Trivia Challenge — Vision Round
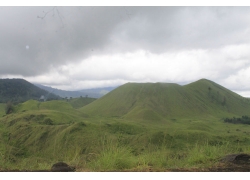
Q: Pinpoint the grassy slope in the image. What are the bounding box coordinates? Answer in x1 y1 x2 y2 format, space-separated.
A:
68 97 96 109
2 107 250 171
0 103 5 117
0 79 59 103
80 79 250 120
1 79 250 171
184 79 250 117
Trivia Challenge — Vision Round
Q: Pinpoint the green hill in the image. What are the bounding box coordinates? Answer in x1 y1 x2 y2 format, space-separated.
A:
1 78 250 171
184 79 250 116
80 79 250 120
68 97 96 109
0 79 60 103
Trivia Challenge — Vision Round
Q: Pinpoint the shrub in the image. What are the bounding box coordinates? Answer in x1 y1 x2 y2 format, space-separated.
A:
5 101 14 114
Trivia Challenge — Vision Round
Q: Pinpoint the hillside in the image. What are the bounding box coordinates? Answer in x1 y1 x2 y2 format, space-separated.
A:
80 79 250 120
0 79 60 103
68 97 96 109
184 79 250 115
1 78 250 171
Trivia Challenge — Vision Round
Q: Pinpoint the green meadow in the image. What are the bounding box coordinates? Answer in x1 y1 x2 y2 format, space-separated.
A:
1 79 250 171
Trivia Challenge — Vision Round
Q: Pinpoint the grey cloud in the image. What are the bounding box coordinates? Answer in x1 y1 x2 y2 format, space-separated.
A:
110 7 250 53
1 6 250 78
0 6 129 76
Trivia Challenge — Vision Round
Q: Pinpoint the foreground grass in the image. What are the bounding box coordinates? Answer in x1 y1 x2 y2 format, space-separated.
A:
1 114 249 171
0 139 246 171
86 139 247 171
1 99 250 171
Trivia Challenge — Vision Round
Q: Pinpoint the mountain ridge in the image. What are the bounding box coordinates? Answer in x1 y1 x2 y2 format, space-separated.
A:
0 78 60 103
80 78 250 120
34 83 116 98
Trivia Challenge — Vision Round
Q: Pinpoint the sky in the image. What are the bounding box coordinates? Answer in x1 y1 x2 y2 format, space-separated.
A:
1 5 250 97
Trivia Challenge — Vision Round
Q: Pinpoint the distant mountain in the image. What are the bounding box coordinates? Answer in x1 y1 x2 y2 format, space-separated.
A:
0 79 60 103
80 79 250 120
34 84 116 98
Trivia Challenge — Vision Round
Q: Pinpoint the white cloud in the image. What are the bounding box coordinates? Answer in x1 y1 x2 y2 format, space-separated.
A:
21 43 249 94
2 7 250 97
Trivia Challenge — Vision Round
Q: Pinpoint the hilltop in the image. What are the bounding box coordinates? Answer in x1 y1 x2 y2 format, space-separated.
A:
80 79 250 120
0 79 60 103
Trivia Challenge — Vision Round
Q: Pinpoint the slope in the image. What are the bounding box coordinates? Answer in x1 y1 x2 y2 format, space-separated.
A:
68 97 96 109
184 79 250 116
0 79 60 103
80 79 250 120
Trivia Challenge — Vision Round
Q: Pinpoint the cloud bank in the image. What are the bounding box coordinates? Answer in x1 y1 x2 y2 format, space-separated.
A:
1 7 250 96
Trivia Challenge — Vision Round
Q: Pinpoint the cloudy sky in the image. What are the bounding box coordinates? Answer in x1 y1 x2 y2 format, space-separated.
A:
1 6 250 96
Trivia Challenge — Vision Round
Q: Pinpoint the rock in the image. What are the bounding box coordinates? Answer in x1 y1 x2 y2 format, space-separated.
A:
220 153 250 164
51 162 75 172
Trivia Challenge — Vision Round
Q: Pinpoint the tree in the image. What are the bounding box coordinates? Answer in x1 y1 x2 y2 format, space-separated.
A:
208 86 212 93
5 101 14 114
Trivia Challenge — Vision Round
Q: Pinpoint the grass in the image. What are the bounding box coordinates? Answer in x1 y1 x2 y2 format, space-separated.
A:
0 103 5 117
80 79 250 120
68 97 96 109
1 79 250 171
1 111 250 171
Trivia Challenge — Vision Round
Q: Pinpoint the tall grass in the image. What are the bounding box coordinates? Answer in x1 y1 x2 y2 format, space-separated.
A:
2 97 250 171
84 139 245 171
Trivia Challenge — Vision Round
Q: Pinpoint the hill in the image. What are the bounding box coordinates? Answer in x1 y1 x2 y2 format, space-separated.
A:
80 79 250 120
34 84 116 98
2 78 250 171
0 79 60 103
68 97 96 109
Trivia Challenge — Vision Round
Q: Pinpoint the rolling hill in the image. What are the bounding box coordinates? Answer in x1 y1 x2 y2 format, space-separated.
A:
0 79 60 103
80 79 250 120
1 78 250 171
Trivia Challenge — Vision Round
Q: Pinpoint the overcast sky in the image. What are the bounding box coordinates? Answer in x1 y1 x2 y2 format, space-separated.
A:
1 6 250 96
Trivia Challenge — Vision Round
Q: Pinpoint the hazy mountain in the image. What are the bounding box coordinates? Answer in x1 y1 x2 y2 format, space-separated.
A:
34 84 116 98
0 79 60 103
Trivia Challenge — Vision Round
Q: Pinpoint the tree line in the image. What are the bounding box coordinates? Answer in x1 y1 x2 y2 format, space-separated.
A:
224 115 250 125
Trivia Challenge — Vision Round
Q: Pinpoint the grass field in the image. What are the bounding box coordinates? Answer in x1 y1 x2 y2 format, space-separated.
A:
0 103 5 117
1 79 250 171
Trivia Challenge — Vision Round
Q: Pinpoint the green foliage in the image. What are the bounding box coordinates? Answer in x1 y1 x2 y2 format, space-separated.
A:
0 103 5 117
224 115 250 125
43 118 53 125
150 131 173 145
81 79 250 120
0 78 60 103
5 101 14 114
69 97 96 109
107 122 143 135
88 145 137 171
2 79 250 171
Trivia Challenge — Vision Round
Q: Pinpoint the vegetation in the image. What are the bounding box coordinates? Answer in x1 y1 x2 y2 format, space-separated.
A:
5 101 14 114
80 79 250 119
0 78 60 103
68 97 96 109
224 116 250 125
0 78 250 171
